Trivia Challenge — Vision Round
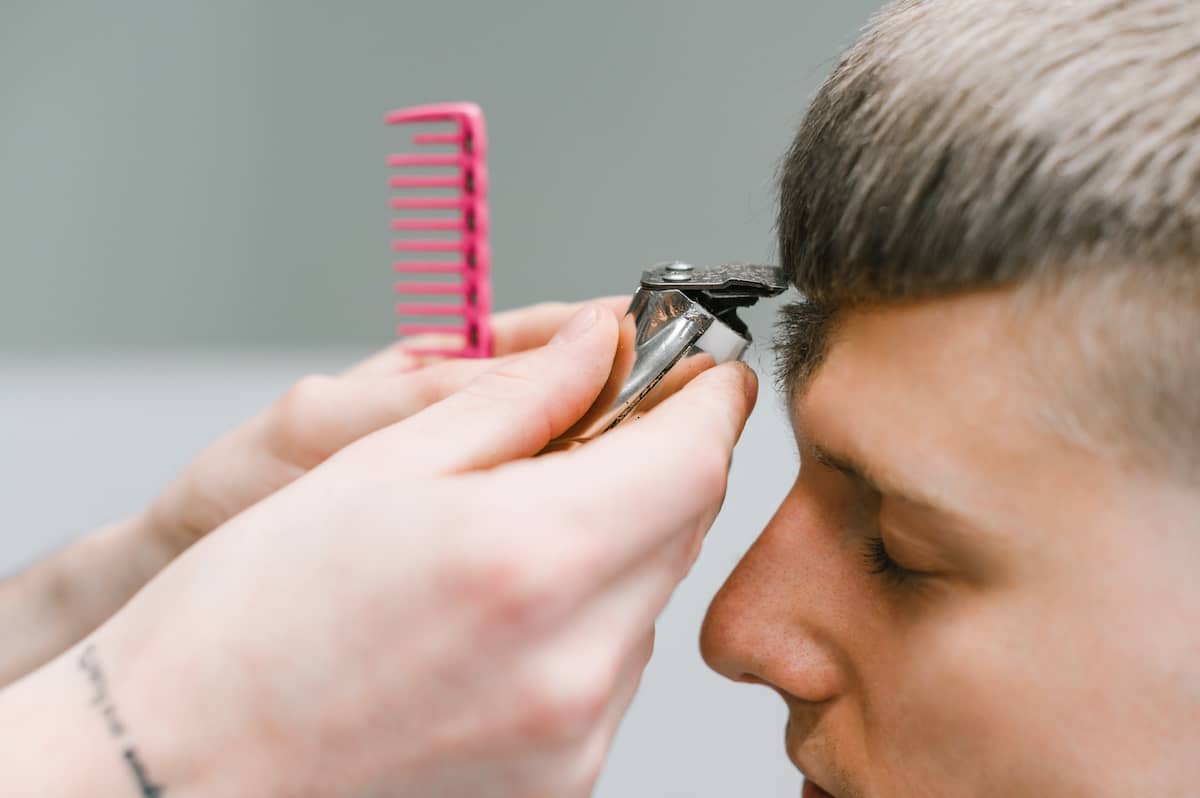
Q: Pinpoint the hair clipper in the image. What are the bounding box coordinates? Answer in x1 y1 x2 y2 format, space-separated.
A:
545 262 786 451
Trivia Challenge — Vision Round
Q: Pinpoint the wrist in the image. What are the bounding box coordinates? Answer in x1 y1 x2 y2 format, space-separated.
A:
0 640 182 798
0 514 184 688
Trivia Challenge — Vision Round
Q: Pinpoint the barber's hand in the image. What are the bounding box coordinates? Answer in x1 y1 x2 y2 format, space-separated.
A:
92 303 757 798
2 305 639 689
145 298 630 556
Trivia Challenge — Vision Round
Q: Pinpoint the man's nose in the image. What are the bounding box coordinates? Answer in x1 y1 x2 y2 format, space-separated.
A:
699 498 844 705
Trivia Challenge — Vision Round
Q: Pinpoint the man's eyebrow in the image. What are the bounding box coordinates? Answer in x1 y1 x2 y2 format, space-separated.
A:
810 443 879 490
807 441 946 514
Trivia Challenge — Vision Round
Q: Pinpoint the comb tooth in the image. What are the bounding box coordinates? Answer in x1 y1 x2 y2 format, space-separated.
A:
389 175 460 189
397 302 467 316
391 239 463 252
411 133 462 145
386 105 459 124
403 347 470 357
390 218 462 231
395 282 466 294
390 197 466 210
393 261 468 274
398 323 467 336
387 153 463 167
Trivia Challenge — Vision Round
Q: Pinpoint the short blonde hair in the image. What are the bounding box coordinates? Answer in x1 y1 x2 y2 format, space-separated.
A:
776 0 1200 476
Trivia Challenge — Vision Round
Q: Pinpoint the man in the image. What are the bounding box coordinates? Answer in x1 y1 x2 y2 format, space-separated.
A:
701 1 1200 795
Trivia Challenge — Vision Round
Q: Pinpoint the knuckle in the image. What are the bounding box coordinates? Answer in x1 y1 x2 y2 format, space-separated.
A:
455 544 558 635
277 374 336 419
515 655 617 745
271 375 342 450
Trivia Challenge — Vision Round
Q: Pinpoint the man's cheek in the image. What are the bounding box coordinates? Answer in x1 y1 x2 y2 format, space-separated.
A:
881 594 1073 796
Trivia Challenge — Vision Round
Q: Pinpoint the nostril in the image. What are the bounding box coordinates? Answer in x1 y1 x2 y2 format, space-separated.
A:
736 672 767 686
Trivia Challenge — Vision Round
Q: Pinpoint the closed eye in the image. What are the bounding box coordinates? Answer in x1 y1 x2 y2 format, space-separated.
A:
862 535 922 588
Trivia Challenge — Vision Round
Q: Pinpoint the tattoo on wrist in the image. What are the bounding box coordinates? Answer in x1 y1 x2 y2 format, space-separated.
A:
79 643 165 798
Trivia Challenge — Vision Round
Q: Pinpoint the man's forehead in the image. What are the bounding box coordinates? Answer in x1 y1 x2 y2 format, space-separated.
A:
779 289 1029 398
782 290 1049 516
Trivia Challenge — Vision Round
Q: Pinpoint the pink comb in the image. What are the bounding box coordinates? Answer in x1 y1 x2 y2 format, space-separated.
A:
386 102 493 358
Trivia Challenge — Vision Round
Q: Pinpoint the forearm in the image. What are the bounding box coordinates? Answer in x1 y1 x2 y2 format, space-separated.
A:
0 514 178 686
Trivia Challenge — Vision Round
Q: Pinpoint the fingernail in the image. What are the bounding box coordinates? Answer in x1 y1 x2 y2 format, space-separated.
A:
550 305 600 346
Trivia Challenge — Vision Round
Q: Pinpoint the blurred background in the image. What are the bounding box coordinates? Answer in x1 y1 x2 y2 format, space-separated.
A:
1 1 881 794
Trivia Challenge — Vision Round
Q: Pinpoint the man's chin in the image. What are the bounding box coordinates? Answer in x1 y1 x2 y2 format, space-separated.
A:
789 745 848 798
802 779 837 798
787 716 852 798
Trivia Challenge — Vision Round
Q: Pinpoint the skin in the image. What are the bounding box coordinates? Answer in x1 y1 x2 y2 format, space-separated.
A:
702 288 1200 797
0 299 757 797
0 298 631 685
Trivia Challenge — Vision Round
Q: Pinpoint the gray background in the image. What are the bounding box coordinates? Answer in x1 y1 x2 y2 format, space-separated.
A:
1 1 882 795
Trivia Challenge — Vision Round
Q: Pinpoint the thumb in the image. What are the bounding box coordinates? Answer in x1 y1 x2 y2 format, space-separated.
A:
346 304 620 477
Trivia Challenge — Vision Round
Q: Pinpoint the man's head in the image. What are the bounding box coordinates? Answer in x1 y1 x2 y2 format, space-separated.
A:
701 1 1200 795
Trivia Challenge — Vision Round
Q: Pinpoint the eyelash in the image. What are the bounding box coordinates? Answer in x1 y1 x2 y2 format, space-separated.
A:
862 536 920 588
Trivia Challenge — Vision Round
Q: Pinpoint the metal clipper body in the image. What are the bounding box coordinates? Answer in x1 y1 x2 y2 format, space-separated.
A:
545 262 785 451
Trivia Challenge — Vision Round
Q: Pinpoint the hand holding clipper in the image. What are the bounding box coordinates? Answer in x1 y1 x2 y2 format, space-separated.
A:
547 262 785 450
